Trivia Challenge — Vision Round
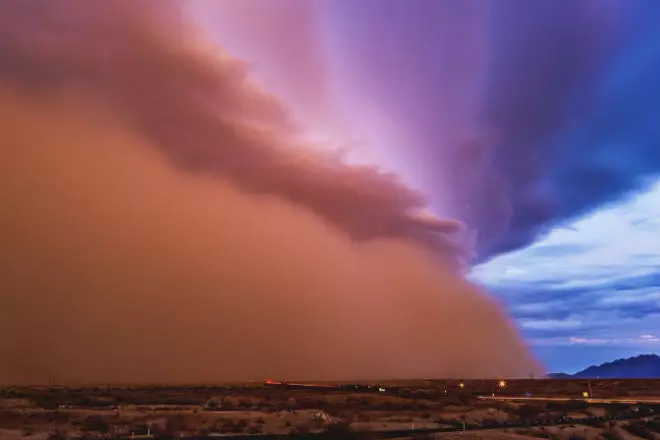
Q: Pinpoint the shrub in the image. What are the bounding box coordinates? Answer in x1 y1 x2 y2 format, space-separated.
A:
33 394 63 410
246 425 262 434
518 404 542 419
47 430 68 440
623 422 654 440
601 429 624 440
164 414 196 434
457 393 474 406
234 418 249 431
413 435 441 440
644 419 660 433
82 415 110 433
321 420 363 440
292 424 312 435
482 418 501 428
129 423 151 435
325 420 353 434
51 411 71 423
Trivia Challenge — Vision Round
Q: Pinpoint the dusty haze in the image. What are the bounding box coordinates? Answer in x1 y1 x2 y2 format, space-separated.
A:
0 0 543 384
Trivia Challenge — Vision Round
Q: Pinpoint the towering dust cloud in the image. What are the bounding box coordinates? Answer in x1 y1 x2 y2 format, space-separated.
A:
0 0 543 384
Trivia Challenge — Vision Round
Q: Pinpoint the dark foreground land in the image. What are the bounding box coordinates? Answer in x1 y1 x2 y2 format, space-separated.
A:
1 379 659 440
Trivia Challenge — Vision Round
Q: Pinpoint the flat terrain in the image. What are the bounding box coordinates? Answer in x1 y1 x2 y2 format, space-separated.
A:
1 379 659 439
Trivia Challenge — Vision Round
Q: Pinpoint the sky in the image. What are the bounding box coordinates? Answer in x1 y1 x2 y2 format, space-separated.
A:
187 0 660 374
0 0 658 381
471 180 660 373
0 0 541 384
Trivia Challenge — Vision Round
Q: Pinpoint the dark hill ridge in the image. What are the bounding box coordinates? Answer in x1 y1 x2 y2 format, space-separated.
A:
549 354 660 378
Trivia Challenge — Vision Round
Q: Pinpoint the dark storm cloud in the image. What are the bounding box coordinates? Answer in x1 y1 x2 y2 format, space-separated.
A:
312 0 660 260
472 0 660 258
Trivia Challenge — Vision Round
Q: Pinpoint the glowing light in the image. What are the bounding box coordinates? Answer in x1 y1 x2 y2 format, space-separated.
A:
459 382 465 388
498 380 507 388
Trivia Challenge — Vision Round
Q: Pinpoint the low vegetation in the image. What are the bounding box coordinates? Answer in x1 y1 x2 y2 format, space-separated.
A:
0 379 658 439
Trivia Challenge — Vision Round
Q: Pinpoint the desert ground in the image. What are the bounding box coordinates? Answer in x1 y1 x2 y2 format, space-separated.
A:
0 379 659 440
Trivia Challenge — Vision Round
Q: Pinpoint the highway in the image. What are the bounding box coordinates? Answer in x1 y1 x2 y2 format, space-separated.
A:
264 380 660 405
478 395 660 405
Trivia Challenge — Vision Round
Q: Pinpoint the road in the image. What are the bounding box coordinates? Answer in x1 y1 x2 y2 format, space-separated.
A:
478 395 660 405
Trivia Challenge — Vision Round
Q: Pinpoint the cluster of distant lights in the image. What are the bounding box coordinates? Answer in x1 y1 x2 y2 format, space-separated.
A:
265 379 597 400
265 380 510 390
458 379 593 399
266 378 517 395
265 378 602 403
267 379 600 402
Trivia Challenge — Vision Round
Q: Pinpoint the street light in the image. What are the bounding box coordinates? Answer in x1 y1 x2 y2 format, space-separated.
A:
498 380 507 389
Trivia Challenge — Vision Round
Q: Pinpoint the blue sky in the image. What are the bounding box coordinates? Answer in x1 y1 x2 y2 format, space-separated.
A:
471 178 660 373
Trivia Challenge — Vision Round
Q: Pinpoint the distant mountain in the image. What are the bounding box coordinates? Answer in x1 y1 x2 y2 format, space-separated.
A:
549 354 660 379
